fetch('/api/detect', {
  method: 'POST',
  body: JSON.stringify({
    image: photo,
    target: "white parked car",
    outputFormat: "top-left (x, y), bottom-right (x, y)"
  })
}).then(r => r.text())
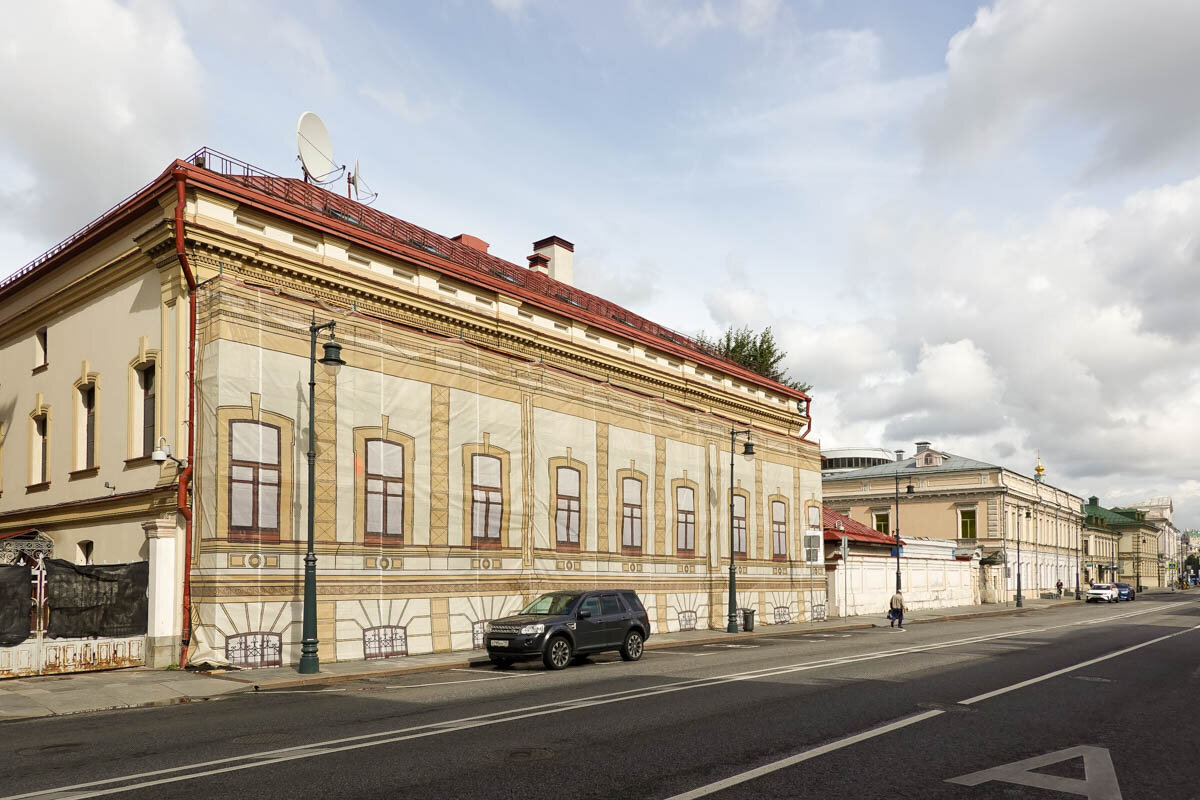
top-left (1086, 583), bottom-right (1119, 603)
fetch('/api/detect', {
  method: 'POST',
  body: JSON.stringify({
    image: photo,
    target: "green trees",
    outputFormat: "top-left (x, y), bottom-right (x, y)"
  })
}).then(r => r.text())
top-left (696, 325), bottom-right (811, 393)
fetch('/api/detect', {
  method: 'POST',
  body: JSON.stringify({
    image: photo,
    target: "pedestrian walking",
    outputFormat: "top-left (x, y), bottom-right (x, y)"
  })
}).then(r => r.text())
top-left (1055, 579), bottom-right (1063, 598)
top-left (889, 590), bottom-right (905, 630)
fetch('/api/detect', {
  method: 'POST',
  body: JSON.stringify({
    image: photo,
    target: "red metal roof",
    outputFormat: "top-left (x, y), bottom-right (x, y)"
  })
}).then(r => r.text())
top-left (1, 148), bottom-right (810, 404)
top-left (822, 508), bottom-right (904, 546)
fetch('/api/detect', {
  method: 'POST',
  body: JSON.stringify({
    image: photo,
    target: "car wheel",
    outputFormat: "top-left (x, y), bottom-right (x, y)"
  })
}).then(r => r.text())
top-left (489, 655), bottom-right (514, 667)
top-left (620, 630), bottom-right (644, 662)
top-left (543, 636), bottom-right (572, 670)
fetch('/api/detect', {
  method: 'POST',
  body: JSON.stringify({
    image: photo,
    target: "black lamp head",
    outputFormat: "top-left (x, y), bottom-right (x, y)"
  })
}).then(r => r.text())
top-left (742, 440), bottom-right (755, 457)
top-left (319, 337), bottom-right (346, 368)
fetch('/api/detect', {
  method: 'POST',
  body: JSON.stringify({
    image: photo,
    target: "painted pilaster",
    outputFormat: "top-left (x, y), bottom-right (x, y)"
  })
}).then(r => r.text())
top-left (143, 516), bottom-right (182, 668)
top-left (596, 423), bottom-right (609, 552)
top-left (654, 435), bottom-right (666, 556)
top-left (313, 370), bottom-right (337, 541)
top-left (522, 394), bottom-right (535, 567)
top-left (430, 385), bottom-right (450, 545)
top-left (754, 457), bottom-right (765, 560)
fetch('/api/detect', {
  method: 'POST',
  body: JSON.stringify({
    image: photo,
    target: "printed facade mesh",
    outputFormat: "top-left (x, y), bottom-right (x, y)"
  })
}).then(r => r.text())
top-left (45, 559), bottom-right (148, 639)
top-left (0, 565), bottom-right (31, 646)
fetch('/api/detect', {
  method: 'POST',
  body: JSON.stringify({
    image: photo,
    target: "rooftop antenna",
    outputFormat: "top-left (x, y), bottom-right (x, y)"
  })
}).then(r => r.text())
top-left (296, 111), bottom-right (343, 184)
top-left (347, 158), bottom-right (378, 205)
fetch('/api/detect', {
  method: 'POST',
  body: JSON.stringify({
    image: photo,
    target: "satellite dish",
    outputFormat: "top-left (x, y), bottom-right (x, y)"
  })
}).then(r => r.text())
top-left (348, 158), bottom-right (378, 204)
top-left (296, 111), bottom-right (338, 182)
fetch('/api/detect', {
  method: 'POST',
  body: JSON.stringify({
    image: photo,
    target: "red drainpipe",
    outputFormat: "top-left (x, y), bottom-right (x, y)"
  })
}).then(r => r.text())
top-left (173, 168), bottom-right (197, 667)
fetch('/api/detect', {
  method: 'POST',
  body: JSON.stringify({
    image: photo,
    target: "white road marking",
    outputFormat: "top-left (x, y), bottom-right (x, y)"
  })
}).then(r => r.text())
top-left (947, 745), bottom-right (1122, 799)
top-left (661, 710), bottom-right (946, 800)
top-left (646, 650), bottom-right (718, 657)
top-left (10, 603), bottom-right (1192, 800)
top-left (960, 622), bottom-right (1200, 705)
top-left (0, 628), bottom-right (1045, 800)
top-left (703, 644), bottom-right (761, 649)
top-left (383, 674), bottom-right (544, 689)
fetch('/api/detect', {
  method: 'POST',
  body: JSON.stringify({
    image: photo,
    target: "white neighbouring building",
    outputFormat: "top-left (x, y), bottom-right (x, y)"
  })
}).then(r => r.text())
top-left (822, 508), bottom-right (979, 619)
top-left (822, 443), bottom-right (1084, 605)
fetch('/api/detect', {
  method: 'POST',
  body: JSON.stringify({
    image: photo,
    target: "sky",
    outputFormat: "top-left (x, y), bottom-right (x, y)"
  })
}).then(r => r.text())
top-left (2, 0), bottom-right (1198, 529)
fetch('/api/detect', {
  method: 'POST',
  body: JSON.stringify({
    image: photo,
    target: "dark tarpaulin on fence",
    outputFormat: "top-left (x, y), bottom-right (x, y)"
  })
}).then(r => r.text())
top-left (0, 565), bottom-right (31, 647)
top-left (45, 559), bottom-right (148, 639)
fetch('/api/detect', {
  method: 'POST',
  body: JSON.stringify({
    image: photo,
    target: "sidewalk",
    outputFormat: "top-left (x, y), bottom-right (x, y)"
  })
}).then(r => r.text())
top-left (6, 591), bottom-right (1177, 723)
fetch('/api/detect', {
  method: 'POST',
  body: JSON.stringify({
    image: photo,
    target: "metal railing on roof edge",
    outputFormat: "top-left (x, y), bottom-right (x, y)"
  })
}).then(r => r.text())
top-left (2, 147), bottom-right (775, 392)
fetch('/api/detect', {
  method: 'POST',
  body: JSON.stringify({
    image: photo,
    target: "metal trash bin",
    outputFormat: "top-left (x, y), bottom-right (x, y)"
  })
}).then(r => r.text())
top-left (741, 608), bottom-right (755, 632)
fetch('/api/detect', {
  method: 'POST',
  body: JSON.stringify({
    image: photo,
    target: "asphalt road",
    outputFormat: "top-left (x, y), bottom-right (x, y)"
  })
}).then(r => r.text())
top-left (3, 595), bottom-right (1198, 800)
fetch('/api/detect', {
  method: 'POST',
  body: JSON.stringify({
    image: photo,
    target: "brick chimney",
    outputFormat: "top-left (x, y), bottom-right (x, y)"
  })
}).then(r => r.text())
top-left (527, 252), bottom-right (550, 276)
top-left (533, 235), bottom-right (574, 285)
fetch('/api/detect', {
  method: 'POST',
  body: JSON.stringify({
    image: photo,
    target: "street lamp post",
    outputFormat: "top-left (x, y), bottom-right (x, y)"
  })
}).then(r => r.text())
top-left (1137, 536), bottom-right (1144, 593)
top-left (298, 316), bottom-right (346, 675)
top-left (1017, 509), bottom-right (1029, 608)
top-left (1074, 520), bottom-right (1082, 600)
top-left (892, 476), bottom-right (913, 593)
top-left (727, 428), bottom-right (754, 634)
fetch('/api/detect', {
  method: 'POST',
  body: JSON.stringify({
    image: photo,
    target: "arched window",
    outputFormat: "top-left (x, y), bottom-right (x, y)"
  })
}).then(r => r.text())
top-left (365, 439), bottom-right (405, 543)
top-left (677, 610), bottom-right (697, 631)
top-left (771, 500), bottom-right (787, 559)
top-left (621, 477), bottom-right (643, 552)
top-left (773, 606), bottom-right (791, 624)
top-left (471, 454), bottom-right (503, 543)
top-left (555, 466), bottom-right (581, 547)
top-left (31, 411), bottom-right (49, 486)
top-left (676, 485), bottom-right (696, 553)
top-left (229, 420), bottom-right (281, 542)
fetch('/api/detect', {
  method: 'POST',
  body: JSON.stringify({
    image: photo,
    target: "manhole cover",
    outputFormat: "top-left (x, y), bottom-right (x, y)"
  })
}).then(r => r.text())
top-left (17, 743), bottom-right (82, 756)
top-left (487, 748), bottom-right (553, 763)
top-left (232, 732), bottom-right (293, 745)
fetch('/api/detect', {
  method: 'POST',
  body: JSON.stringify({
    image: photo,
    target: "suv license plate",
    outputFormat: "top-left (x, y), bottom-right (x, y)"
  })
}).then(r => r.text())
top-left (491, 639), bottom-right (508, 647)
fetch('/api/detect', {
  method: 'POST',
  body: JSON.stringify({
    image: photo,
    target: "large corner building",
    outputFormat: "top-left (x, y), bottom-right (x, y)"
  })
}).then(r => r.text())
top-left (0, 150), bottom-right (823, 673)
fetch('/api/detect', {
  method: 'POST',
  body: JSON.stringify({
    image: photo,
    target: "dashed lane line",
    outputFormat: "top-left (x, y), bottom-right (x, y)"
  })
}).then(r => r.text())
top-left (0, 627), bottom-right (1047, 800)
top-left (660, 710), bottom-right (946, 800)
top-left (959, 622), bottom-right (1200, 705)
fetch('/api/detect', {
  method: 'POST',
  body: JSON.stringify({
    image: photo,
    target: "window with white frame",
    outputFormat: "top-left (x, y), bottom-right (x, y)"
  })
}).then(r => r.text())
top-left (365, 439), bottom-right (405, 543)
top-left (732, 494), bottom-right (748, 556)
top-left (873, 512), bottom-right (890, 536)
top-left (959, 508), bottom-right (977, 539)
top-left (555, 466), bottom-right (581, 547)
top-left (471, 454), bottom-right (503, 543)
top-left (139, 365), bottom-right (156, 458)
top-left (676, 485), bottom-right (696, 553)
top-left (77, 384), bottom-right (96, 469)
top-left (621, 477), bottom-right (643, 551)
top-left (229, 420), bottom-right (281, 542)
top-left (32, 412), bottom-right (48, 485)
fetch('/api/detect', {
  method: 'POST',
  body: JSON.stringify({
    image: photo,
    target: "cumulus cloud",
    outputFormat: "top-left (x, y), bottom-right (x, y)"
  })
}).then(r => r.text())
top-left (0, 1), bottom-right (204, 271)
top-left (703, 173), bottom-right (1200, 525)
top-left (920, 0), bottom-right (1200, 173)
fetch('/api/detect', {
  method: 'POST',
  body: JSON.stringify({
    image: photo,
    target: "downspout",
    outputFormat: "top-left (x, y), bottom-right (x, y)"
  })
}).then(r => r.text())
top-left (173, 168), bottom-right (197, 667)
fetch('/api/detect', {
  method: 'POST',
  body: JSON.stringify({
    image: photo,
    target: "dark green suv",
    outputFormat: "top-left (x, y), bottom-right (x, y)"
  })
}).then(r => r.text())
top-left (484, 590), bottom-right (650, 670)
